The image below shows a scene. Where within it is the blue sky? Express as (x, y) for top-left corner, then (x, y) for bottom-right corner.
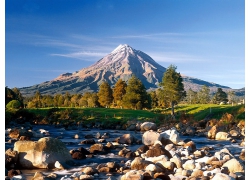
(4, 0), (246, 89)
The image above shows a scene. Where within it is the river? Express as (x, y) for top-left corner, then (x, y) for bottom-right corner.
(5, 124), (244, 179)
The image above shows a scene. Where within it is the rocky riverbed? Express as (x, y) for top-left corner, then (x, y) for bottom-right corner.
(5, 119), (245, 180)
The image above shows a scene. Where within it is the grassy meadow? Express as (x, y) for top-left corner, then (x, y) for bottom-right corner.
(21, 104), (245, 127)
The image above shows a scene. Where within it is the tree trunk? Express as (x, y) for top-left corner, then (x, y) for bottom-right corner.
(171, 101), (175, 120)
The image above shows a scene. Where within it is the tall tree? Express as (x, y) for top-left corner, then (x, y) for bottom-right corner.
(185, 88), (198, 104)
(12, 87), (24, 106)
(53, 94), (60, 107)
(71, 94), (81, 107)
(113, 79), (127, 107)
(88, 93), (99, 107)
(122, 75), (149, 109)
(64, 92), (71, 107)
(197, 85), (210, 104)
(159, 64), (186, 117)
(156, 88), (169, 107)
(42, 95), (54, 107)
(5, 86), (24, 107)
(5, 87), (15, 105)
(79, 92), (92, 107)
(97, 81), (113, 107)
(212, 88), (228, 104)
(227, 90), (236, 105)
(57, 94), (64, 107)
(149, 90), (158, 108)
(33, 90), (42, 108)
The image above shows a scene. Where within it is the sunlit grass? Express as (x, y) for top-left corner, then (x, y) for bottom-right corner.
(25, 104), (245, 125)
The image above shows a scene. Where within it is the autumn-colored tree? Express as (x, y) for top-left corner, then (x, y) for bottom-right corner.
(159, 64), (186, 117)
(63, 92), (71, 107)
(71, 94), (81, 107)
(88, 93), (99, 107)
(113, 79), (127, 107)
(41, 94), (54, 107)
(97, 81), (113, 107)
(57, 94), (65, 107)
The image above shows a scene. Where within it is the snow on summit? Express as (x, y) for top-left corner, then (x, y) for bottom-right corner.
(111, 44), (134, 54)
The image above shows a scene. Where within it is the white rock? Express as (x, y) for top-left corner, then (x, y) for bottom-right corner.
(222, 158), (244, 173)
(182, 159), (195, 170)
(145, 155), (169, 163)
(211, 173), (235, 180)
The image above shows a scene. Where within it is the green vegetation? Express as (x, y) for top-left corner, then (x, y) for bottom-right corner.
(7, 104), (243, 128)
(159, 64), (186, 116)
(5, 68), (245, 128)
(122, 75), (151, 110)
(156, 104), (245, 121)
(6, 100), (22, 109)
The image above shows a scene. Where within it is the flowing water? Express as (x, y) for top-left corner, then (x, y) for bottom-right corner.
(5, 124), (244, 179)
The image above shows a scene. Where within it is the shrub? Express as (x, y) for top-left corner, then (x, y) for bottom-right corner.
(6, 100), (21, 109)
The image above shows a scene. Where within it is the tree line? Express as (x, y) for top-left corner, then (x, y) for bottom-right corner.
(5, 64), (240, 115)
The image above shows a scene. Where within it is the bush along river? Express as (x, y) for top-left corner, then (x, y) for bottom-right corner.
(5, 119), (245, 180)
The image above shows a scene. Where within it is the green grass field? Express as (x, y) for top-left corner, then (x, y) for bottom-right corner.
(24, 104), (245, 126)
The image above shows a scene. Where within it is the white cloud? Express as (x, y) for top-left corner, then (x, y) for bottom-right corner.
(51, 51), (107, 60)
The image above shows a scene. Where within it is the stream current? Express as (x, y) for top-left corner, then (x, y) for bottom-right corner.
(5, 124), (244, 180)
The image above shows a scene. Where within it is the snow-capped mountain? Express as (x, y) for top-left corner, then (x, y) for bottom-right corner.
(19, 44), (237, 96)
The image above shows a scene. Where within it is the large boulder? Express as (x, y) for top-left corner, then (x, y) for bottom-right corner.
(222, 158), (244, 173)
(145, 144), (172, 159)
(159, 128), (180, 144)
(142, 130), (160, 146)
(207, 125), (218, 139)
(215, 132), (230, 140)
(89, 144), (105, 154)
(211, 173), (235, 180)
(140, 122), (157, 131)
(115, 134), (137, 144)
(131, 157), (152, 170)
(120, 170), (144, 180)
(14, 137), (72, 169)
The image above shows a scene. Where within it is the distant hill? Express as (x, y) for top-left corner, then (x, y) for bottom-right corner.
(19, 44), (244, 97)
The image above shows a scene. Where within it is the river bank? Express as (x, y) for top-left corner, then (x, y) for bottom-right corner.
(5, 120), (245, 179)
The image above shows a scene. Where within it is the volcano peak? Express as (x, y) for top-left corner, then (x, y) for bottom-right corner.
(111, 44), (134, 54)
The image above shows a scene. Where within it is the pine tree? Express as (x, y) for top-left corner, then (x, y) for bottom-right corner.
(113, 79), (127, 107)
(159, 64), (186, 117)
(149, 90), (158, 108)
(197, 85), (210, 104)
(122, 75), (149, 109)
(97, 81), (113, 107)
(186, 88), (198, 104)
(212, 88), (228, 104)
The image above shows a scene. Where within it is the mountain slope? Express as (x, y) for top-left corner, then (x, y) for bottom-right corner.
(19, 44), (243, 97)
